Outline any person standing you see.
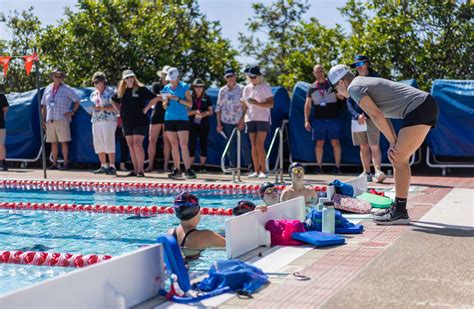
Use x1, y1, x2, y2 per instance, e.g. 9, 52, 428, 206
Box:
242, 65, 274, 179
0, 88, 9, 171
145, 65, 171, 172
215, 68, 252, 171
328, 64, 438, 225
41, 69, 80, 170
89, 72, 117, 175
347, 55, 385, 183
111, 70, 161, 177
304, 64, 345, 175
188, 79, 213, 171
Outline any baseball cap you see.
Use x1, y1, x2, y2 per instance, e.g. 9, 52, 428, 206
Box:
224, 68, 235, 78
328, 64, 351, 86
232, 200, 256, 216
192, 79, 205, 87
49, 68, 66, 78
165, 67, 179, 81
244, 65, 262, 77
350, 55, 369, 68
288, 162, 304, 176
122, 69, 135, 80
259, 182, 276, 198
157, 65, 170, 76
173, 192, 200, 220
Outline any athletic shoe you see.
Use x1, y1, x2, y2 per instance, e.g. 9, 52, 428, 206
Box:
332, 167, 342, 175
136, 172, 145, 178
258, 172, 267, 179
168, 168, 182, 179
359, 172, 372, 182
60, 164, 69, 170
184, 169, 197, 179
48, 164, 59, 170
247, 172, 259, 178
94, 167, 108, 174
374, 207, 411, 225
199, 165, 207, 173
106, 167, 117, 175
314, 166, 323, 174
126, 171, 137, 177
374, 170, 386, 183
373, 205, 394, 218
0, 161, 8, 171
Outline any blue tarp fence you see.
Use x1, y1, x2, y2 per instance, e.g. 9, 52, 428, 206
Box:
428, 80, 474, 157
4, 86, 290, 165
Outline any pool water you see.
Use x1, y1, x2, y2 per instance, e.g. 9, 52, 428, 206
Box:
0, 188, 261, 296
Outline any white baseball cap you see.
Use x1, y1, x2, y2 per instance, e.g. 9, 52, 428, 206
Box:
122, 69, 135, 80
328, 64, 350, 85
165, 67, 179, 81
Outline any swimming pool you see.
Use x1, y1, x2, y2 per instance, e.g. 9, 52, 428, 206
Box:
0, 187, 262, 296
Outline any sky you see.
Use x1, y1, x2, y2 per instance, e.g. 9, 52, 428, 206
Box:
0, 0, 350, 63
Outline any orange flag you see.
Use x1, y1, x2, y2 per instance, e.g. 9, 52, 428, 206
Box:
0, 56, 12, 77
23, 53, 39, 76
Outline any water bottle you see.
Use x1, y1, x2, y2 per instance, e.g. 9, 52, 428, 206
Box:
322, 201, 336, 234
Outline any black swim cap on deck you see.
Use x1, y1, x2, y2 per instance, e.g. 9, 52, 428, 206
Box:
173, 192, 200, 221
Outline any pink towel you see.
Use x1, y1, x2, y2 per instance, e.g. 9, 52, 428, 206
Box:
265, 220, 306, 246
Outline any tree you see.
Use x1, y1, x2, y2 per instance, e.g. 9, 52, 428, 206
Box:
339, 0, 474, 90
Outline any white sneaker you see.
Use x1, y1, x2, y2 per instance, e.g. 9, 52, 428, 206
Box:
374, 170, 386, 183
247, 172, 259, 178
258, 172, 267, 179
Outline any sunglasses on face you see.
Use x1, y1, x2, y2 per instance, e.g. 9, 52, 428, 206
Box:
292, 168, 304, 175
125, 76, 134, 80
354, 61, 366, 68
53, 75, 63, 79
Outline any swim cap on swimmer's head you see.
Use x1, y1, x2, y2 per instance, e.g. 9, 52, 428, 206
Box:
173, 192, 200, 220
259, 182, 276, 198
232, 200, 257, 216
288, 162, 304, 177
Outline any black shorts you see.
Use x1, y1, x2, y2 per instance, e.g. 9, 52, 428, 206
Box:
402, 95, 439, 129
245, 121, 270, 133
165, 120, 189, 132
150, 106, 165, 125
123, 126, 147, 136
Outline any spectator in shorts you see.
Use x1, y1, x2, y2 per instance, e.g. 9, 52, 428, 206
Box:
347, 55, 385, 183
111, 70, 161, 177
328, 64, 438, 225
0, 88, 9, 171
168, 192, 225, 259
89, 72, 117, 175
188, 79, 213, 171
259, 182, 280, 206
145, 66, 171, 172
215, 68, 252, 171
153, 67, 196, 179
41, 69, 80, 170
304, 64, 346, 175
242, 65, 274, 179
280, 162, 317, 205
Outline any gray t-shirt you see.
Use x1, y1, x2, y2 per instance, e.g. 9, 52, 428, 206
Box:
348, 76, 428, 119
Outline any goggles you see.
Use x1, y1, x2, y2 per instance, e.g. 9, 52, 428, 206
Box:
291, 168, 304, 175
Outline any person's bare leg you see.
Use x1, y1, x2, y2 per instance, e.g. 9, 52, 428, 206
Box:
125, 136, 137, 173
163, 131, 171, 172
248, 133, 258, 173
330, 139, 341, 168
51, 142, 58, 166
166, 131, 180, 171
146, 124, 161, 171
61, 142, 69, 166
98, 152, 107, 166
107, 153, 115, 167
359, 144, 371, 173
133, 135, 145, 173
315, 140, 324, 168
370, 144, 382, 171
177, 130, 191, 170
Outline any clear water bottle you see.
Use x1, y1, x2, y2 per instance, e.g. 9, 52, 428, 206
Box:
322, 201, 336, 234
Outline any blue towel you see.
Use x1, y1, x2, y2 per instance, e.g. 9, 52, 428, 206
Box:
330, 179, 354, 197
304, 209, 364, 234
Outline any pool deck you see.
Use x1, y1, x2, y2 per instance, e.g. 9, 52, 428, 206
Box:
1, 168, 473, 308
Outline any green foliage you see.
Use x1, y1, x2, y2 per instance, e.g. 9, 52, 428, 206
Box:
1, 0, 238, 90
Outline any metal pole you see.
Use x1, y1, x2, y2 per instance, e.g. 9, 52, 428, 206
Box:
34, 46, 47, 179
279, 127, 283, 183
236, 130, 241, 182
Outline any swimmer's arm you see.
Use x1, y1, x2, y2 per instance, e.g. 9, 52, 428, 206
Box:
358, 95, 397, 145
202, 230, 226, 248
255, 205, 268, 212
280, 188, 290, 202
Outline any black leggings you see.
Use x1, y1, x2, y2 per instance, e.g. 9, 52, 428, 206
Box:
115, 126, 129, 163
189, 123, 209, 157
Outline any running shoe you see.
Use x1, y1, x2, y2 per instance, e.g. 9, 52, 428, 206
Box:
94, 167, 108, 174
247, 172, 259, 178
374, 170, 386, 183
360, 171, 373, 183
106, 167, 117, 175
168, 168, 182, 179
258, 172, 267, 179
136, 172, 145, 178
332, 167, 342, 175
314, 166, 323, 174
48, 164, 59, 170
184, 169, 197, 179
126, 171, 137, 177
374, 207, 410, 225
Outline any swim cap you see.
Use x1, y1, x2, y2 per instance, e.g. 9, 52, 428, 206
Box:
232, 200, 256, 216
259, 182, 276, 198
288, 162, 304, 176
173, 192, 200, 220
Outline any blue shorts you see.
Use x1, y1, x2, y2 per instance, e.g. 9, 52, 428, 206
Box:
312, 118, 342, 141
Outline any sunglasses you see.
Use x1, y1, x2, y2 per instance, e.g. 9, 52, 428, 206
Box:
354, 61, 366, 68
292, 168, 304, 175
53, 75, 63, 79
125, 76, 134, 80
